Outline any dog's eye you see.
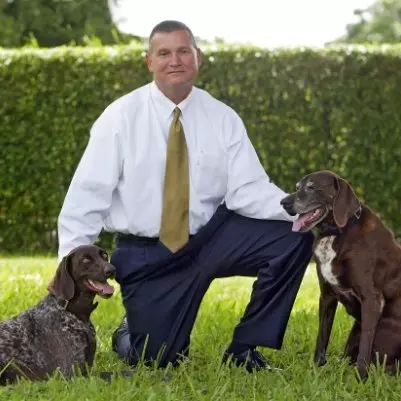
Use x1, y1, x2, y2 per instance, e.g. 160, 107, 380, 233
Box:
306, 182, 315, 190
82, 257, 91, 264
102, 253, 108, 260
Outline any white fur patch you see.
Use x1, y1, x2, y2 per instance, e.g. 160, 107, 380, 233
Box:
314, 236, 339, 286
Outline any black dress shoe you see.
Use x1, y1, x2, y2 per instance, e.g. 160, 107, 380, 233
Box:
222, 348, 272, 373
111, 316, 131, 359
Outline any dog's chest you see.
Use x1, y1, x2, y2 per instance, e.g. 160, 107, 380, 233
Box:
314, 236, 340, 286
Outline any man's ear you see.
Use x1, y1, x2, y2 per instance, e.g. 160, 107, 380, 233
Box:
145, 51, 153, 72
51, 255, 75, 301
196, 47, 202, 68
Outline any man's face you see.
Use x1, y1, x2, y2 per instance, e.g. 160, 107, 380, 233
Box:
146, 30, 201, 89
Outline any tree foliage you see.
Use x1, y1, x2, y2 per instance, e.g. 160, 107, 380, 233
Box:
334, 0, 401, 43
0, 0, 135, 47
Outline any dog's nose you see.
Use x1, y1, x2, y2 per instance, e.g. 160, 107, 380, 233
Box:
280, 195, 297, 216
104, 263, 116, 278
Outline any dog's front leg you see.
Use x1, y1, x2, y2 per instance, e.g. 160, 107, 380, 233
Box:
356, 290, 384, 381
314, 274, 338, 367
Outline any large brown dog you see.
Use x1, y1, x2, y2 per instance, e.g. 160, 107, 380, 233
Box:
280, 170, 401, 380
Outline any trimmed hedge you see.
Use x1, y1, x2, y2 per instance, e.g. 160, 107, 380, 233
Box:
1, 44, 401, 253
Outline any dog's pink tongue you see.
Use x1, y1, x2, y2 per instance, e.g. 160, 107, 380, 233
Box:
292, 212, 315, 232
93, 281, 115, 295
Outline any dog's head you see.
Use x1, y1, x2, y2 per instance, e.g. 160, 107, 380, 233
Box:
280, 170, 361, 233
51, 245, 116, 304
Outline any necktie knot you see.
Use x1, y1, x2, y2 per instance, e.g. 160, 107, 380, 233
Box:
173, 107, 181, 120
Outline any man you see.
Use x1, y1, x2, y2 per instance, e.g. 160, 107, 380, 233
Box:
58, 20, 314, 372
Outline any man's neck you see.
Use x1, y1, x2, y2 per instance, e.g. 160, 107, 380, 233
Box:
155, 81, 193, 105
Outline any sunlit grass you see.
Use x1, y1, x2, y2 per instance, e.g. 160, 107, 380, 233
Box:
0, 257, 399, 400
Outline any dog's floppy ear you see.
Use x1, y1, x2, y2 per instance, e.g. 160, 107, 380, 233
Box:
52, 255, 75, 301
333, 177, 361, 228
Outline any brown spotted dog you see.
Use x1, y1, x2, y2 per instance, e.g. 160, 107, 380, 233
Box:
0, 245, 115, 385
281, 170, 401, 380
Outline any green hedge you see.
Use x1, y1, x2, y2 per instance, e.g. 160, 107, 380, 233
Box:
1, 44, 401, 253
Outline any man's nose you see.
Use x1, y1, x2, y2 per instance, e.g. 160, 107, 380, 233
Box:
170, 52, 181, 66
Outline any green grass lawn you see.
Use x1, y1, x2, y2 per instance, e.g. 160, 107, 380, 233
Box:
0, 257, 400, 400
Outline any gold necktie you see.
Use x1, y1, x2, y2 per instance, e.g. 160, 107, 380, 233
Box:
159, 107, 190, 252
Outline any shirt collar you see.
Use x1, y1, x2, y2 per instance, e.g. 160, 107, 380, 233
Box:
150, 81, 195, 121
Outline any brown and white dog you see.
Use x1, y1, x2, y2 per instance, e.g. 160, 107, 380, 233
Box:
280, 170, 401, 380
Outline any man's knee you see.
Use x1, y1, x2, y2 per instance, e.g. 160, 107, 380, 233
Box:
297, 230, 315, 252
290, 231, 314, 267
290, 231, 314, 275
270, 221, 314, 257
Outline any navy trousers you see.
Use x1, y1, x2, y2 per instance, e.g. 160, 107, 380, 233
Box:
110, 204, 314, 367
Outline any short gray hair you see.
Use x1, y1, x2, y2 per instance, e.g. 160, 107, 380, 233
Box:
148, 20, 198, 52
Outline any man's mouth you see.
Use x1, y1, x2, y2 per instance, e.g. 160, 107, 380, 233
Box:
292, 207, 327, 232
84, 279, 115, 298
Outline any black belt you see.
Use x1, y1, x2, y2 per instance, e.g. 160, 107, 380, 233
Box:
116, 233, 160, 245
116, 233, 194, 246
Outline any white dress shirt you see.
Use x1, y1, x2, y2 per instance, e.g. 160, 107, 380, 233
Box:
58, 81, 294, 260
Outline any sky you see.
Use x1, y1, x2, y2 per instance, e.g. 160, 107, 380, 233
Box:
110, 0, 374, 48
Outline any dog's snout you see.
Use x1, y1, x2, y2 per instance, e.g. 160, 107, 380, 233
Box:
280, 195, 297, 216
104, 263, 116, 278
280, 196, 291, 206
280, 194, 295, 208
